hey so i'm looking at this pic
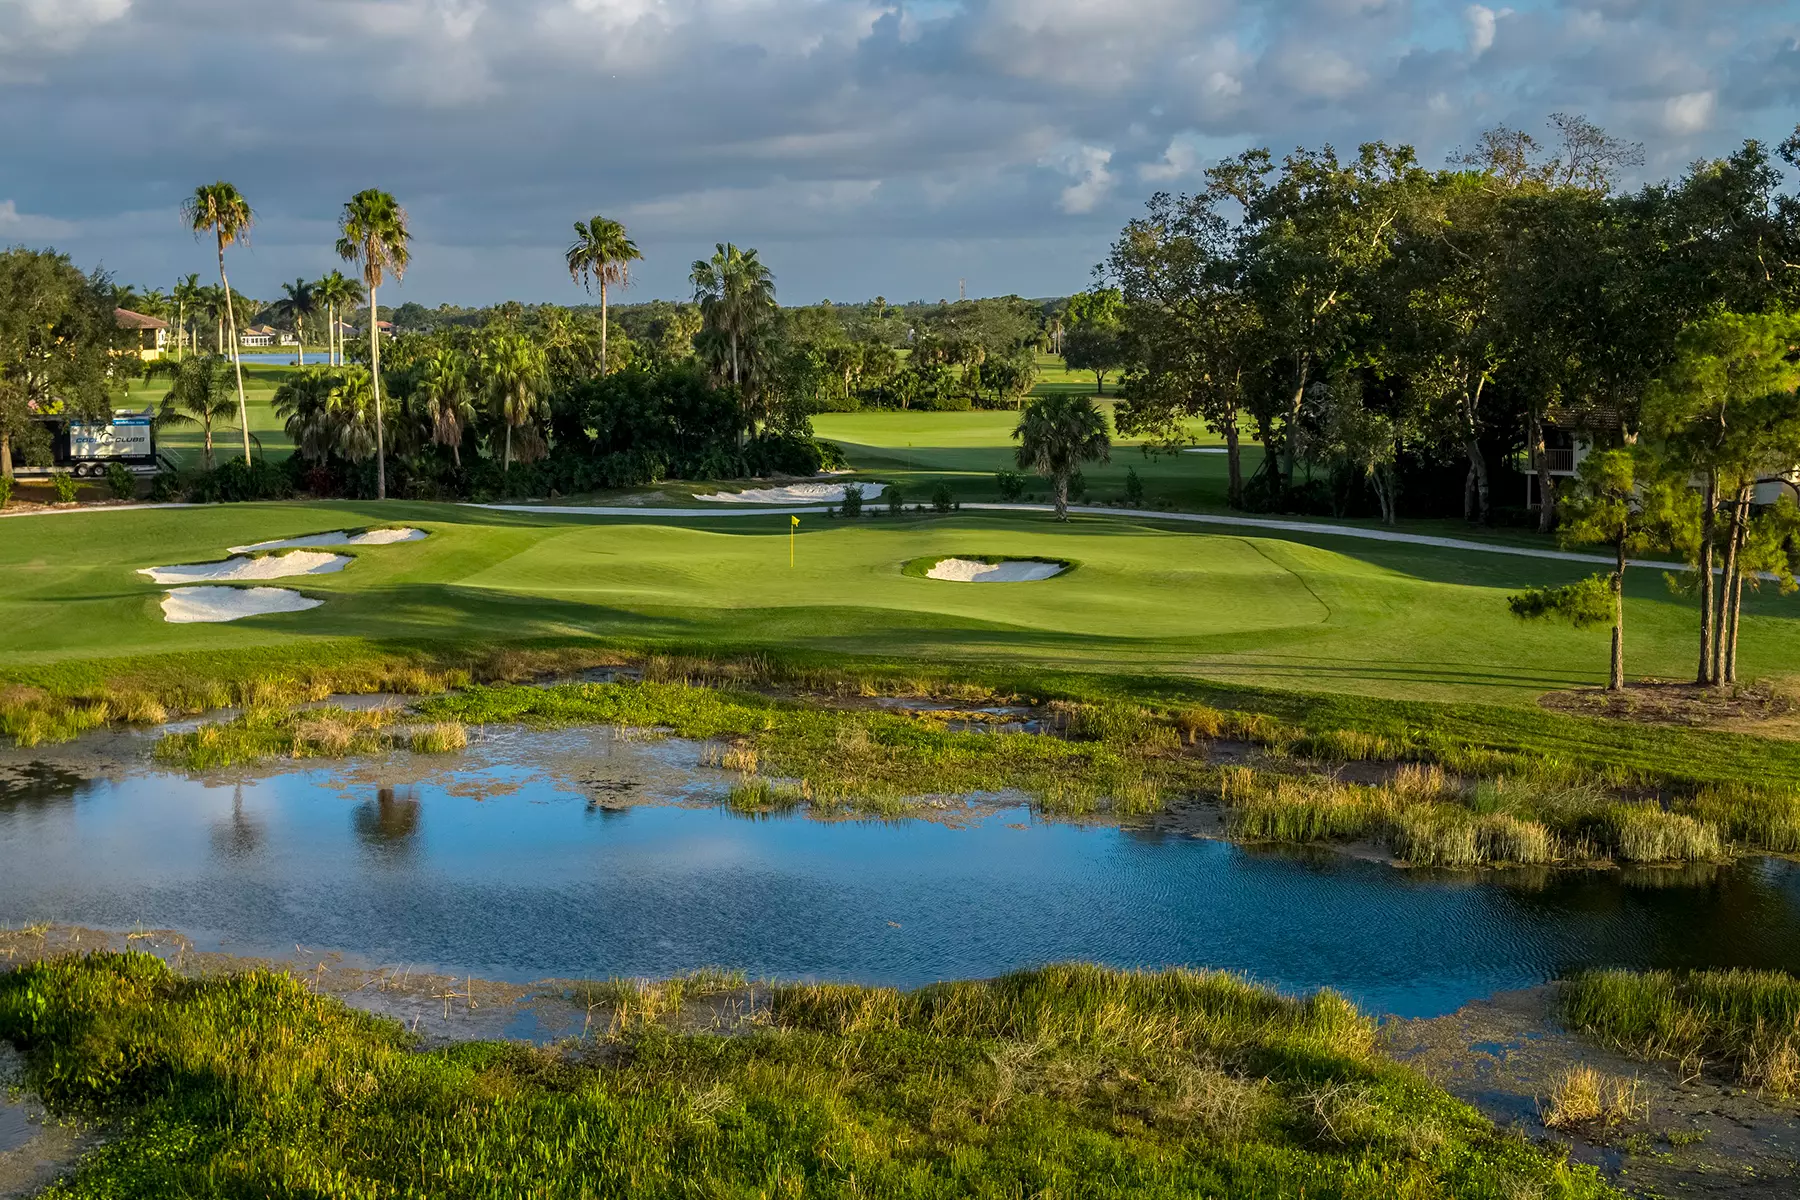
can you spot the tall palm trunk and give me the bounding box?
[297,316,305,367]
[218,240,251,466]
[600,280,609,375]
[369,282,385,500]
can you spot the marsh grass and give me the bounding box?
[1562,968,1800,1097]
[1542,1066,1648,1135]
[0,953,1619,1199]
[154,708,468,769]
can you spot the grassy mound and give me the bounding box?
[0,953,1616,1198]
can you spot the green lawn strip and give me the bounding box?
[0,953,1617,1199]
[1561,969,1800,1096]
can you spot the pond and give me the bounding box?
[4,727,1799,1019]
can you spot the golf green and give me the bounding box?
[6,501,1797,703]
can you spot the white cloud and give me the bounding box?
[1663,90,1716,135]
[1140,135,1205,183]
[1046,144,1115,214]
[1465,5,1497,57]
[0,200,78,238]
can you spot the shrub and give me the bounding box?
[50,471,79,504]
[931,483,954,513]
[106,461,136,500]
[885,484,904,516]
[1124,467,1144,506]
[148,471,183,502]
[841,483,864,517]
[995,470,1027,501]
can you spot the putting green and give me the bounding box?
[6,500,1799,703]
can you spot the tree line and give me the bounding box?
[1103,115,1800,531]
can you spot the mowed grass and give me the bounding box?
[10,496,1800,705]
[814,406,1238,511]
[0,952,1618,1199]
[4,500,1798,706]
[121,363,301,467]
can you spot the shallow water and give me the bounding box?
[4,728,1800,1019]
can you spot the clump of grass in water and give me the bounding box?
[409,722,467,754]
[156,708,469,769]
[1542,1066,1647,1135]
[724,777,807,814]
[1683,782,1800,853]
[1562,968,1800,1096]
[0,953,1619,1199]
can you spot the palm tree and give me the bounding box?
[1013,394,1111,521]
[148,355,238,471]
[315,270,358,366]
[336,190,411,499]
[196,284,226,353]
[327,368,380,463]
[566,216,641,375]
[479,332,547,470]
[182,182,254,466]
[172,274,203,360]
[272,368,338,464]
[690,243,775,389]
[270,278,317,366]
[690,243,776,433]
[420,348,475,466]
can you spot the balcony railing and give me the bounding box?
[1530,447,1577,474]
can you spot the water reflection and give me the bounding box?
[209,783,263,859]
[353,788,422,858]
[0,763,87,811]
[3,747,1800,1018]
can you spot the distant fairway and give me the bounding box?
[7,500,1798,703]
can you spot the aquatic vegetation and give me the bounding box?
[1562,968,1800,1096]
[155,706,468,769]
[0,953,1620,1199]
[1542,1066,1648,1135]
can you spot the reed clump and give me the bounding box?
[1542,1066,1647,1135]
[408,722,468,754]
[1682,783,1800,854]
[1562,968,1800,1096]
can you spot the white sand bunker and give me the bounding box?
[138,550,349,586]
[927,558,1066,583]
[160,586,323,624]
[228,527,427,553]
[697,482,886,504]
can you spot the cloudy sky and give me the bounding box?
[3,0,1797,305]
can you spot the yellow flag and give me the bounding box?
[791,515,800,527]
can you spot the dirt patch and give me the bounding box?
[1382,986,1800,1198]
[1541,680,1800,738]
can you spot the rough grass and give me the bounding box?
[1562,969,1800,1097]
[154,707,468,770]
[0,953,1619,1199]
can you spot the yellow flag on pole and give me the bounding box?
[790,515,798,567]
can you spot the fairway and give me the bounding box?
[7,501,1799,703]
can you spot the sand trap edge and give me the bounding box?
[159,586,325,624]
[902,555,1074,583]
